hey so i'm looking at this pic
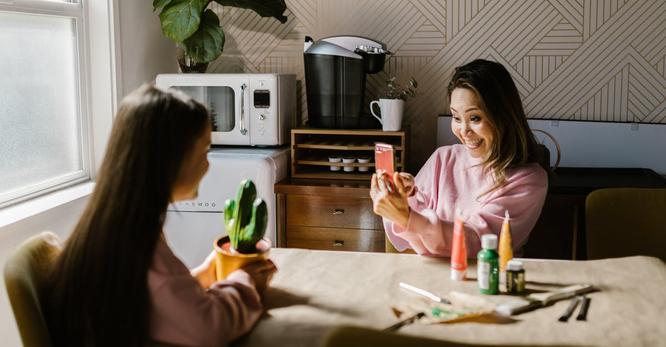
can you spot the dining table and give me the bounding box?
[234,248,666,347]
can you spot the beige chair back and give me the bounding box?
[3,231,62,347]
[586,188,666,260]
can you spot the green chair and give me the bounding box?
[4,231,62,347]
[321,326,571,347]
[586,188,666,261]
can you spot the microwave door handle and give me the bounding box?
[239,83,248,135]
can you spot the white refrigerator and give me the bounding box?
[163,147,289,268]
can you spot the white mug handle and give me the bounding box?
[370,100,383,124]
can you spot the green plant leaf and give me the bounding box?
[160,0,209,42]
[214,0,288,23]
[183,9,225,63]
[153,0,174,12]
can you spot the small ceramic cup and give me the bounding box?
[329,156,342,171]
[357,156,371,172]
[342,157,356,172]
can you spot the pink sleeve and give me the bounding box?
[149,269,262,347]
[384,151,547,256]
[383,149,455,255]
[463,167,548,254]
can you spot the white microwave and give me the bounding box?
[156,73,296,146]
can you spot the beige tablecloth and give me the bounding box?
[234,249,666,347]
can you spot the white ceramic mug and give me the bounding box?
[370,99,404,131]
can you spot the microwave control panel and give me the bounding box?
[250,78,278,143]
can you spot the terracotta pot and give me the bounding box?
[214,235,271,281]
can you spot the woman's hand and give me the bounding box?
[396,172,416,197]
[191,250,218,289]
[238,259,277,294]
[370,172,411,228]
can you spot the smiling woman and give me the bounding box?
[370,59,548,257]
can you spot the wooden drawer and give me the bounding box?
[286,226,385,252]
[286,195,382,230]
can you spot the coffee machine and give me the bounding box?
[304,35,390,129]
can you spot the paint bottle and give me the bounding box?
[506,259,526,294]
[477,234,499,295]
[450,216,467,281]
[498,210,513,272]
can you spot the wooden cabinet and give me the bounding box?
[275,179,385,252]
[291,128,406,180]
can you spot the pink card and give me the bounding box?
[375,143,395,178]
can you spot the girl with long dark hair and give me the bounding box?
[47,84,276,346]
[370,59,548,256]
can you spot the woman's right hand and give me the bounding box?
[238,259,277,294]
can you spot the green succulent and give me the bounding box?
[153,0,288,64]
[224,179,268,253]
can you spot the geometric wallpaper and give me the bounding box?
[208,0,666,168]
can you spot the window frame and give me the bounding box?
[0,0,99,208]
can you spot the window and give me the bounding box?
[0,0,92,208]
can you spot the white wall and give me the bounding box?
[115,0,178,98]
[437,116,666,175]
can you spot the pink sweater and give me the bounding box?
[148,237,262,347]
[385,144,548,256]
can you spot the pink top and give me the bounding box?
[148,237,262,347]
[384,144,548,256]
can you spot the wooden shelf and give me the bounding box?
[291,128,407,180]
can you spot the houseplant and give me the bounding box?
[385,76,418,101]
[370,76,418,131]
[153,0,288,72]
[215,179,271,280]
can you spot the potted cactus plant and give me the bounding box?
[214,179,271,280]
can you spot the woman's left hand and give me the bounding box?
[370,172,411,228]
[191,250,217,289]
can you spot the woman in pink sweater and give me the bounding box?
[47,84,276,347]
[371,59,548,256]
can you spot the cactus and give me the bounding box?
[224,180,268,253]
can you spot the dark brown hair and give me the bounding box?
[47,84,209,347]
[447,59,546,195]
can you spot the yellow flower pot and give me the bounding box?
[214,235,271,281]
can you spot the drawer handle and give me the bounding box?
[332,208,345,215]
[332,240,345,247]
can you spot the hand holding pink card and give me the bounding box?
[375,143,394,182]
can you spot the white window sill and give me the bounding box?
[0,182,94,229]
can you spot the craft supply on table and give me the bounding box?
[477,234,500,294]
[450,214,468,281]
[498,209,513,272]
[506,259,525,294]
[495,284,596,316]
[383,312,425,331]
[399,282,451,304]
[576,296,591,321]
[558,296,580,322]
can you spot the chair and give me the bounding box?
[586,188,666,261]
[321,326,475,347]
[385,235,416,254]
[3,231,62,347]
[321,326,570,347]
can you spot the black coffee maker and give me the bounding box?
[304,35,390,129]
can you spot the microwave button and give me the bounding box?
[259,114,266,121]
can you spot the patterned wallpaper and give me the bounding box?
[208,0,666,168]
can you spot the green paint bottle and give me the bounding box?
[477,234,499,295]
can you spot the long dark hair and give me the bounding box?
[447,59,546,195]
[47,84,209,346]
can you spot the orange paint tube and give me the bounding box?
[499,209,513,272]
[450,216,467,281]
